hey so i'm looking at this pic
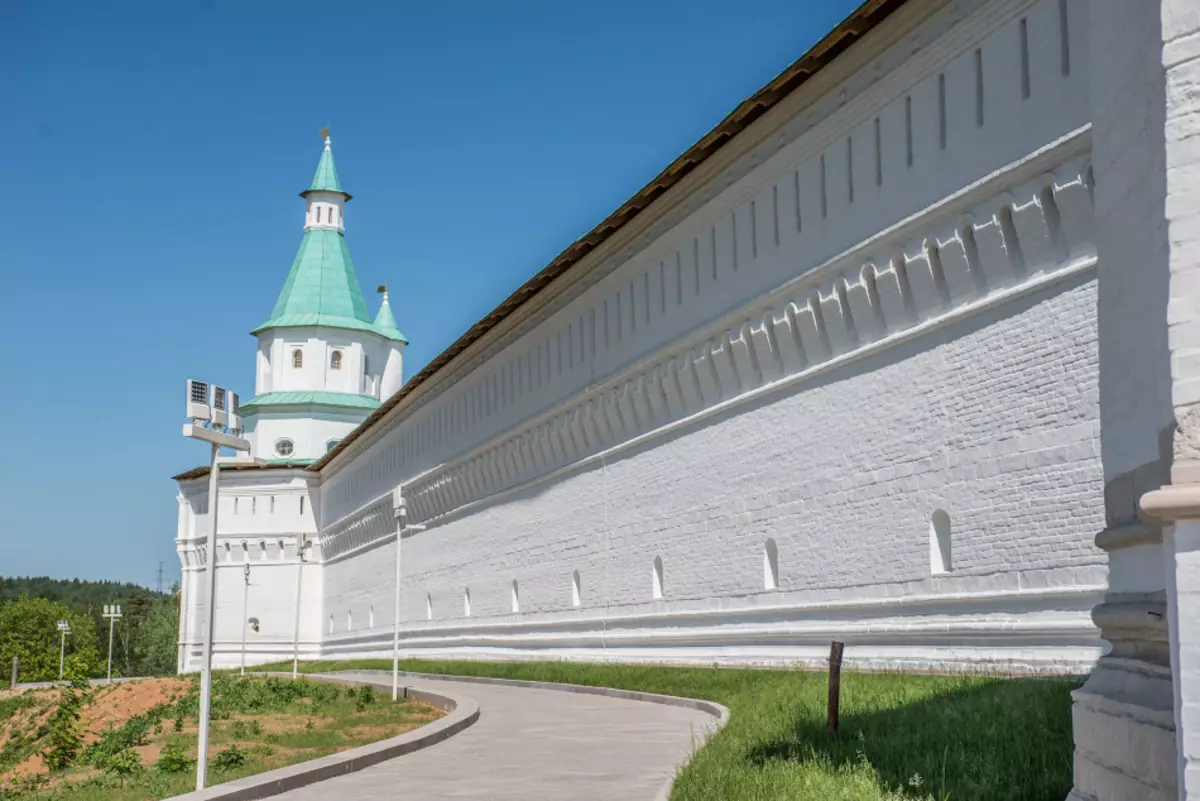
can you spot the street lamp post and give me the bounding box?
[390,487,425,702]
[240,562,251,676]
[102,605,122,684]
[56,620,71,680]
[291,534,309,680]
[183,379,255,792]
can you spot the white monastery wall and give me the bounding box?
[177,471,323,671]
[307,0,1107,672]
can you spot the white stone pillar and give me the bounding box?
[1073,0,1200,798]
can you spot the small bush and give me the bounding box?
[100,747,142,778]
[212,744,247,772]
[155,743,192,774]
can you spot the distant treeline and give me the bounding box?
[1,576,180,682]
[0,576,167,610]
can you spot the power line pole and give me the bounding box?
[156,562,164,595]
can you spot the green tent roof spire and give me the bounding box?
[374,289,399,331]
[302,135,349,198]
[252,138,406,343]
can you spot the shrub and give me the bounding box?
[99,747,142,778]
[155,743,192,774]
[354,685,375,712]
[41,681,88,770]
[212,744,247,772]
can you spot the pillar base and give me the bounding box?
[1068,656,1177,800]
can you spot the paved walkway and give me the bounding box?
[276,670,715,801]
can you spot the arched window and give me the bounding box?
[931,509,952,574]
[330,350,342,371]
[292,349,303,369]
[299,496,306,515]
[347,611,353,631]
[233,497,239,515]
[251,496,257,515]
[571,570,581,607]
[277,539,285,560]
[224,542,231,563]
[369,606,374,628]
[275,439,294,458]
[463,588,472,617]
[764,539,779,590]
[426,593,433,620]
[241,541,249,562]
[511,580,519,613]
[652,556,664,600]
[259,540,267,561]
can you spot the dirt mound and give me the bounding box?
[2,677,191,780]
[79,678,190,743]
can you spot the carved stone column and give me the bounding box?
[1071,0,1200,796]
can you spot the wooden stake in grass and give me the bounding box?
[827,641,844,736]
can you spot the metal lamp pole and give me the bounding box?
[102,605,122,684]
[56,620,71,679]
[183,379,256,792]
[390,487,425,701]
[292,534,308,679]
[240,563,250,676]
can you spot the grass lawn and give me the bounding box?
[0,674,442,801]
[262,658,1080,801]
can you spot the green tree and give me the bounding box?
[0,597,103,682]
[126,592,179,677]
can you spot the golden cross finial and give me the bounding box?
[319,126,330,139]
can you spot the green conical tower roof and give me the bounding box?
[374,290,399,331]
[302,136,349,197]
[251,138,406,342]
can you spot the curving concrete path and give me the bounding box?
[276,670,719,801]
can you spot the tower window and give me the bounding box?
[463,588,471,617]
[292,349,303,369]
[275,439,294,458]
[652,556,664,600]
[426,593,433,620]
[330,350,343,370]
[511,580,519,613]
[571,570,581,607]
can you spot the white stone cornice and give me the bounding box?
[362,146,1095,532]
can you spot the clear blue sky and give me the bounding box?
[0,0,859,587]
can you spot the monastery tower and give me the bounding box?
[240,135,406,462]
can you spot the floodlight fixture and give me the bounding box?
[102,604,122,685]
[187,380,211,423]
[228,392,242,436]
[57,620,71,633]
[211,386,229,428]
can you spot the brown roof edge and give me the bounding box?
[172,462,316,482]
[311,0,907,473]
